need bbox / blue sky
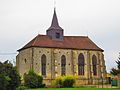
[0,0,120,72]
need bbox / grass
[25,88,119,90]
[17,85,119,90]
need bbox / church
[16,9,106,86]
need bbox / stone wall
[16,47,106,85]
[16,48,32,77]
[33,48,52,79]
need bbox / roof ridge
[64,36,88,38]
[38,34,46,36]
[31,35,39,46]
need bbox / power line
[0,53,17,55]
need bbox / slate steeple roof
[48,8,63,30]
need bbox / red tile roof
[18,34,103,51]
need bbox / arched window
[61,55,66,76]
[78,53,85,75]
[41,54,46,76]
[92,55,97,76]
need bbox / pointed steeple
[46,8,64,41]
[48,8,63,30]
[51,8,59,27]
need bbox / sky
[0,0,120,72]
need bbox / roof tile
[18,34,103,51]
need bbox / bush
[37,75,43,87]
[62,76,75,88]
[16,85,27,90]
[54,76,75,88]
[54,76,63,87]
[24,70,44,88]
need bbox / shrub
[54,76,75,88]
[16,85,27,90]
[62,76,75,88]
[37,75,44,87]
[24,70,44,88]
[54,76,63,87]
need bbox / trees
[0,60,21,90]
[110,53,120,75]
[0,74,9,90]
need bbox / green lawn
[26,88,119,90]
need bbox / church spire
[46,8,64,40]
[49,8,62,29]
[51,8,59,27]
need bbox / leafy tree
[116,57,120,70]
[24,70,44,88]
[0,74,10,90]
[0,60,21,90]
[110,53,120,75]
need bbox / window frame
[78,53,85,75]
[41,54,46,76]
[92,55,97,76]
[56,32,60,38]
[61,55,66,76]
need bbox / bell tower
[46,8,64,40]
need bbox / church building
[16,9,106,85]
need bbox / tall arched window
[41,54,46,76]
[78,53,85,75]
[61,55,66,76]
[92,55,97,76]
